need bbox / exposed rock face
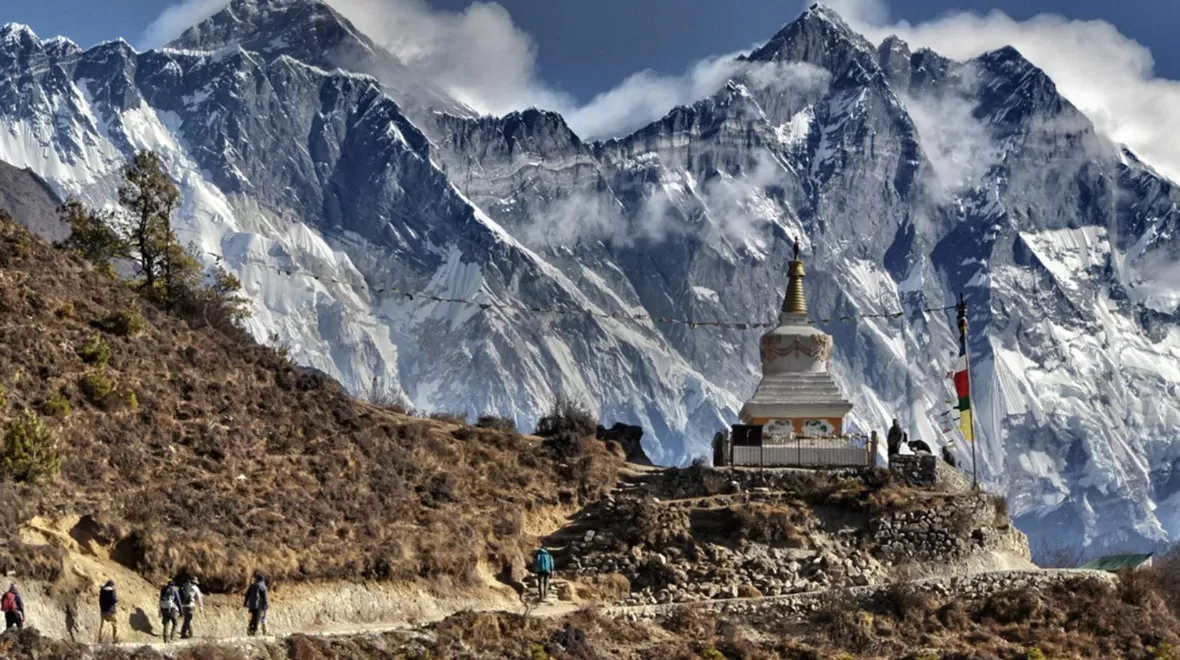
[597,423,652,466]
[0,160,61,241]
[1,3,1180,553]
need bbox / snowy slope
[2,3,1180,553]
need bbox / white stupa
[739,239,853,438]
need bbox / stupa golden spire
[782,237,807,316]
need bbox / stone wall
[643,465,865,500]
[889,454,939,487]
[607,569,1113,622]
[890,454,972,492]
[869,492,1029,563]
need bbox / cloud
[143,0,1180,182]
[326,0,572,116]
[141,0,228,48]
[521,149,792,248]
[563,54,747,141]
[140,0,771,140]
[901,89,1000,195]
[567,58,830,141]
[825,1,1180,182]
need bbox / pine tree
[56,200,127,272]
[2,409,61,484]
[118,150,181,305]
[58,150,250,332]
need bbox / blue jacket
[533,549,553,574]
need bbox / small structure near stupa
[716,239,870,468]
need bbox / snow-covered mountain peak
[748,3,880,76]
[3,1,1180,559]
[0,22,37,41]
[170,0,474,121]
[172,0,371,59]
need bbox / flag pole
[957,292,980,490]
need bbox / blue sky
[5,0,1180,103]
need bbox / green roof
[1079,553,1153,571]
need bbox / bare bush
[534,395,596,438]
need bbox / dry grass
[0,217,622,592]
[6,574,1180,659]
[713,502,811,547]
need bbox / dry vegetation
[0,215,622,593]
[14,561,1178,659]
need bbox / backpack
[533,549,552,574]
[159,586,177,612]
[1,591,16,613]
[180,583,196,607]
[244,583,259,610]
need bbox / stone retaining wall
[890,454,973,492]
[606,569,1112,622]
[870,492,1029,563]
[643,465,865,501]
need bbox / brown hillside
[0,214,620,592]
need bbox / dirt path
[93,597,584,652]
[86,569,1110,653]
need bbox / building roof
[1079,553,1154,571]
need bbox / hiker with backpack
[179,576,203,639]
[2,584,24,630]
[97,579,118,643]
[533,546,554,602]
[158,580,181,643]
[243,573,268,637]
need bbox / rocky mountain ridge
[0,2,1179,555]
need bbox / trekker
[533,547,554,602]
[886,419,903,458]
[179,576,204,639]
[2,583,24,630]
[243,573,268,637]
[97,579,118,643]
[158,580,181,643]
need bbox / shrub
[1026,647,1047,660]
[530,643,549,660]
[77,335,112,367]
[55,301,74,318]
[79,370,114,404]
[1151,642,1180,660]
[41,390,71,419]
[543,431,585,462]
[126,391,139,410]
[2,409,61,484]
[700,649,726,660]
[477,415,517,433]
[534,395,596,439]
[99,308,146,337]
[56,199,127,270]
[0,384,6,412]
[429,412,467,425]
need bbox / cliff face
[0,160,61,241]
